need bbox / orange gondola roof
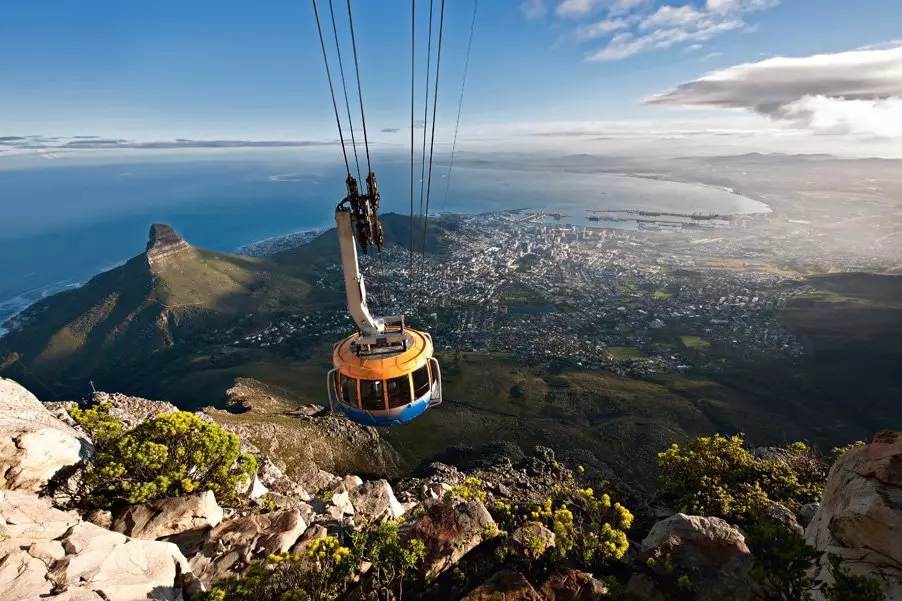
[332,327,433,380]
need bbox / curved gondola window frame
[411,363,432,399]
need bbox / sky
[2,0,901,157]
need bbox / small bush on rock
[74,406,256,508]
[352,518,426,600]
[747,522,885,601]
[657,434,825,524]
[204,520,424,601]
[70,401,123,451]
[205,537,356,601]
[492,477,632,573]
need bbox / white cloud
[778,96,902,137]
[569,0,778,61]
[854,39,902,51]
[555,0,649,19]
[588,17,743,61]
[686,44,703,52]
[647,45,902,137]
[556,0,604,18]
[702,51,724,61]
[639,5,705,30]
[521,0,547,20]
[575,17,630,40]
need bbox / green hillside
[272,212,453,274]
[0,230,328,398]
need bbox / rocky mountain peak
[145,223,191,267]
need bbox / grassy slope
[0,246,328,398]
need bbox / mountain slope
[0,224,328,396]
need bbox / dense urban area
[231,211,809,377]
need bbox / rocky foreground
[1,375,901,600]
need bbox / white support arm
[336,209,385,337]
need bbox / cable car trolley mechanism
[326,173,442,426]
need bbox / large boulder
[347,479,404,521]
[632,513,756,601]
[540,569,609,601]
[185,509,307,586]
[461,570,544,601]
[0,378,93,493]
[806,432,902,600]
[50,522,193,601]
[408,498,498,580]
[0,490,193,601]
[112,490,224,540]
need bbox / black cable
[345,0,372,179]
[327,0,361,183]
[311,0,351,175]
[419,0,446,268]
[442,0,478,216]
[409,0,416,292]
[418,0,435,224]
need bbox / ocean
[0,150,769,332]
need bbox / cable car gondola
[325,181,442,426]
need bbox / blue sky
[2,0,901,155]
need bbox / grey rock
[798,502,819,527]
[347,480,404,521]
[461,570,543,601]
[806,434,902,600]
[112,490,224,540]
[765,502,804,535]
[410,498,498,580]
[641,513,756,601]
[512,522,556,559]
[0,378,93,493]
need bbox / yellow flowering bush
[73,407,256,508]
[657,434,827,524]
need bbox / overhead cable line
[409,0,416,290]
[417,0,435,224]
[418,0,446,296]
[327,0,361,182]
[442,0,478,216]
[346,0,372,178]
[311,0,351,175]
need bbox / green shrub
[747,523,885,601]
[70,401,123,451]
[826,555,885,601]
[491,481,632,570]
[657,434,826,524]
[205,537,356,601]
[204,520,425,601]
[829,441,866,466]
[747,521,821,601]
[79,408,256,508]
[445,477,487,503]
[352,518,426,599]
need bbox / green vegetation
[205,537,356,601]
[492,468,633,573]
[72,405,256,507]
[747,522,885,601]
[205,519,425,601]
[69,401,123,451]
[657,434,825,524]
[680,335,710,349]
[653,290,673,299]
[606,346,645,361]
[446,476,487,503]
